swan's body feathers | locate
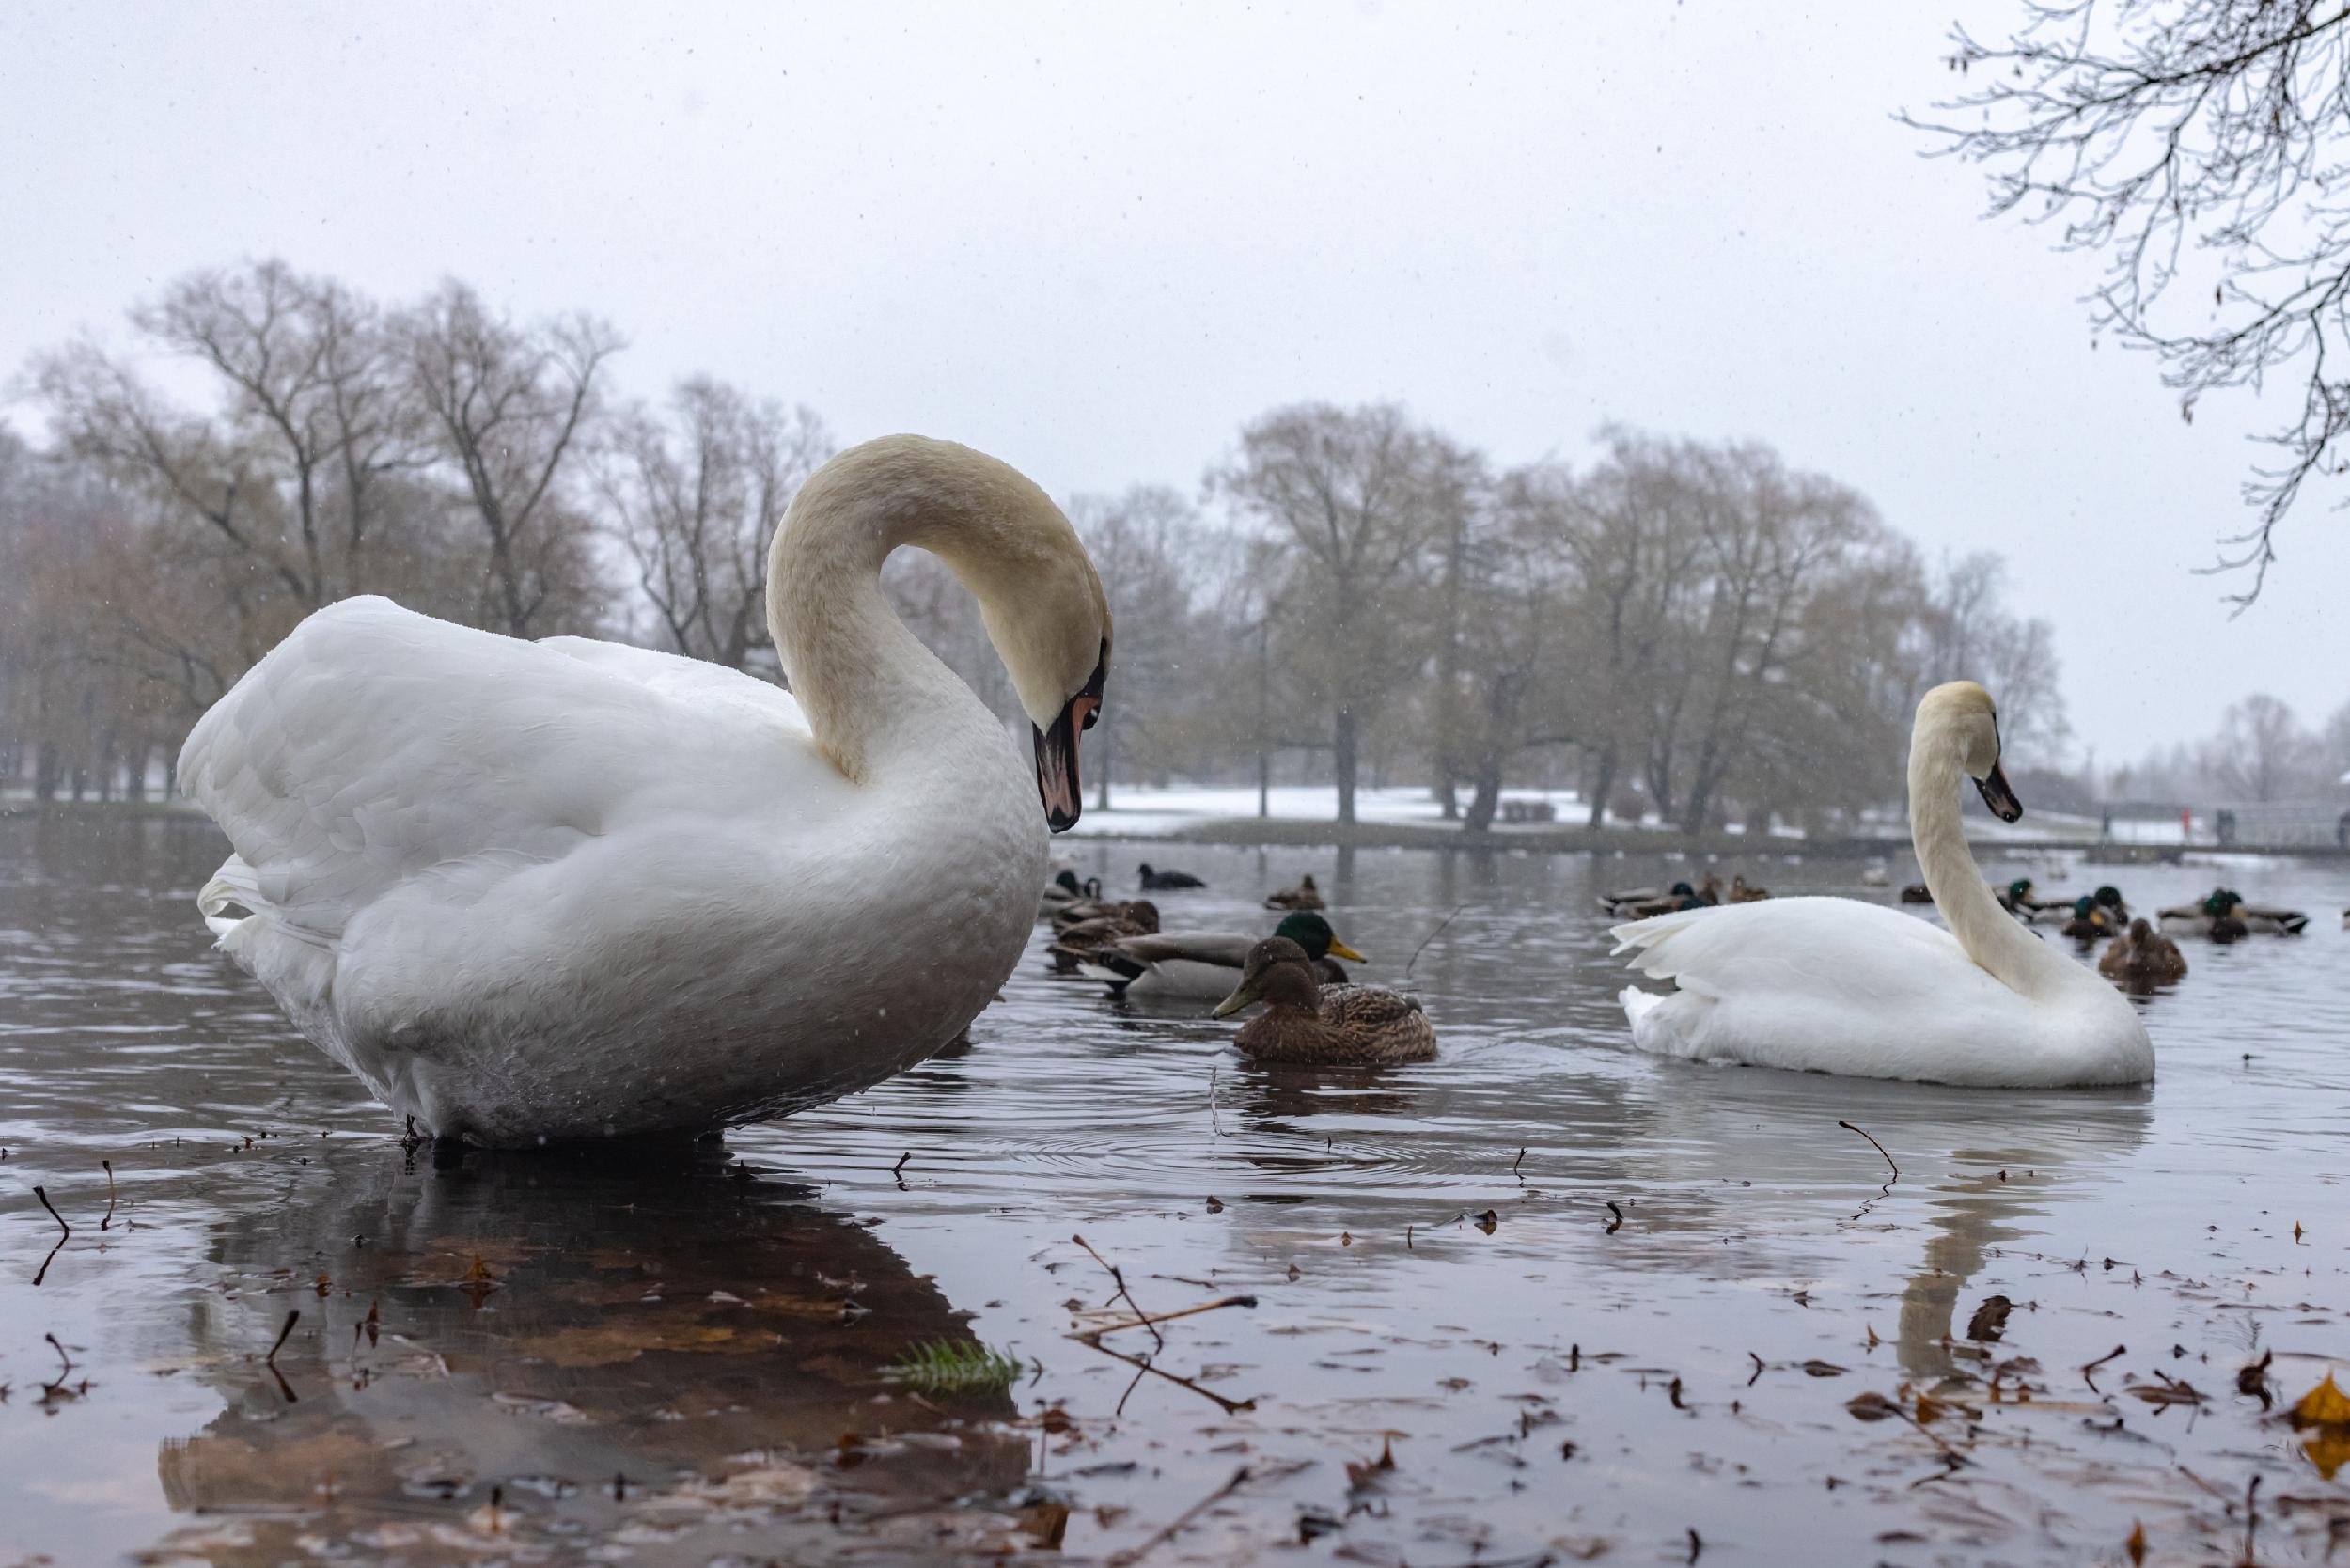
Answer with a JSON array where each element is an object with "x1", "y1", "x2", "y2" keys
[
  {"x1": 1614, "y1": 899, "x2": 2151, "y2": 1089},
  {"x1": 182, "y1": 596, "x2": 1042, "y2": 1143}
]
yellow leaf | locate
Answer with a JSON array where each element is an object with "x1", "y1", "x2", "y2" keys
[
  {"x1": 2124, "y1": 1520, "x2": 2145, "y2": 1565},
  {"x1": 2291, "y1": 1372, "x2": 2350, "y2": 1428},
  {"x1": 2306, "y1": 1428, "x2": 2350, "y2": 1481}
]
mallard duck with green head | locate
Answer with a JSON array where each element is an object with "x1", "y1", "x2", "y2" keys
[
  {"x1": 1599, "y1": 880, "x2": 1710, "y2": 919},
  {"x1": 1212, "y1": 936, "x2": 1437, "y2": 1066},
  {"x1": 1083, "y1": 911, "x2": 1366, "y2": 1001},
  {"x1": 2059, "y1": 895, "x2": 2118, "y2": 942},
  {"x1": 2157, "y1": 887, "x2": 2305, "y2": 939}
]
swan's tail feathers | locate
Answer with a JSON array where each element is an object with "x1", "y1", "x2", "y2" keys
[
  {"x1": 1619, "y1": 985, "x2": 1666, "y2": 1028},
  {"x1": 1609, "y1": 906, "x2": 1714, "y2": 973},
  {"x1": 199, "y1": 856, "x2": 265, "y2": 941}
]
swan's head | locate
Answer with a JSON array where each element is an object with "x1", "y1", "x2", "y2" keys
[
  {"x1": 1918, "y1": 680, "x2": 2021, "y2": 823},
  {"x1": 966, "y1": 488, "x2": 1109, "y2": 836},
  {"x1": 789, "y1": 435, "x2": 1113, "y2": 830}
]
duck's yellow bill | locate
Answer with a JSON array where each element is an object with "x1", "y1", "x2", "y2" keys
[{"x1": 1326, "y1": 940, "x2": 1368, "y2": 963}]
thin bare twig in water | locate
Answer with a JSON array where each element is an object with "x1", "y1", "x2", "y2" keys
[
  {"x1": 1605, "y1": 1201, "x2": 1624, "y2": 1235},
  {"x1": 892, "y1": 1152, "x2": 910, "y2": 1190},
  {"x1": 1073, "y1": 1235, "x2": 1162, "y2": 1351},
  {"x1": 1075, "y1": 1334, "x2": 1256, "y2": 1418},
  {"x1": 42, "y1": 1333, "x2": 72, "y2": 1392},
  {"x1": 1106, "y1": 1464, "x2": 1251, "y2": 1566},
  {"x1": 100, "y1": 1161, "x2": 117, "y2": 1231},
  {"x1": 32, "y1": 1185, "x2": 70, "y2": 1238},
  {"x1": 1404, "y1": 904, "x2": 1466, "y2": 980},
  {"x1": 264, "y1": 1309, "x2": 302, "y2": 1403},
  {"x1": 1113, "y1": 1358, "x2": 1151, "y2": 1419},
  {"x1": 2083, "y1": 1343, "x2": 2127, "y2": 1393},
  {"x1": 1838, "y1": 1120, "x2": 1900, "y2": 1220},
  {"x1": 1076, "y1": 1294, "x2": 1257, "y2": 1339},
  {"x1": 2241, "y1": 1472, "x2": 2261, "y2": 1568},
  {"x1": 30, "y1": 1186, "x2": 70, "y2": 1287}
]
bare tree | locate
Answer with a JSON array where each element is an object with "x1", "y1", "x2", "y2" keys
[
  {"x1": 1909, "y1": 2, "x2": 2350, "y2": 602},
  {"x1": 33, "y1": 260, "x2": 431, "y2": 614},
  {"x1": 1450, "y1": 470, "x2": 1579, "y2": 830},
  {"x1": 2205, "y1": 691, "x2": 2318, "y2": 799},
  {"x1": 1912, "y1": 551, "x2": 2071, "y2": 756},
  {"x1": 400, "y1": 281, "x2": 621, "y2": 636},
  {"x1": 1210, "y1": 403, "x2": 1477, "y2": 823},
  {"x1": 603, "y1": 379, "x2": 830, "y2": 671},
  {"x1": 1543, "y1": 432, "x2": 1710, "y2": 827}
]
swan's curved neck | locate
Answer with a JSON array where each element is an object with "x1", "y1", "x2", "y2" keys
[
  {"x1": 767, "y1": 463, "x2": 1006, "y2": 782},
  {"x1": 1909, "y1": 729, "x2": 2069, "y2": 996}
]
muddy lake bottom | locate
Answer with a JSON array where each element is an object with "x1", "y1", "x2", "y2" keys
[{"x1": 4, "y1": 818, "x2": 2350, "y2": 1566}]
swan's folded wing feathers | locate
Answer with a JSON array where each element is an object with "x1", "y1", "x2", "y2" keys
[
  {"x1": 180, "y1": 597, "x2": 828, "y2": 969},
  {"x1": 1613, "y1": 897, "x2": 2004, "y2": 1015}
]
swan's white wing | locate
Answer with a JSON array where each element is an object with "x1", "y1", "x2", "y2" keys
[
  {"x1": 537, "y1": 635, "x2": 806, "y2": 731},
  {"x1": 179, "y1": 597, "x2": 834, "y2": 1012},
  {"x1": 1610, "y1": 896, "x2": 2042, "y2": 1082}
]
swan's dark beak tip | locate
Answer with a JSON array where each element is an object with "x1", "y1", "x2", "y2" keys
[
  {"x1": 1977, "y1": 762, "x2": 2024, "y2": 823},
  {"x1": 1032, "y1": 712, "x2": 1085, "y2": 833}
]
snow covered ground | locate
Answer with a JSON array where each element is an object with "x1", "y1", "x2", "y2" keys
[
  {"x1": 1064, "y1": 784, "x2": 1601, "y2": 838},
  {"x1": 1068, "y1": 782, "x2": 2169, "y2": 844}
]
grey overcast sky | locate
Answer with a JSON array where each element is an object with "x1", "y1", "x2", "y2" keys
[{"x1": 2, "y1": 2, "x2": 2343, "y2": 766}]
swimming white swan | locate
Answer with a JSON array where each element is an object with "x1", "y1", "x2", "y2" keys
[
  {"x1": 1611, "y1": 682, "x2": 2153, "y2": 1087},
  {"x1": 180, "y1": 436, "x2": 1111, "y2": 1144}
]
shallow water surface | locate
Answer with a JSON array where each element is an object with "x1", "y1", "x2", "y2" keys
[{"x1": 4, "y1": 818, "x2": 2349, "y2": 1564}]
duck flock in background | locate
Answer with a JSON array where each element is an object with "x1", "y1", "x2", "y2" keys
[{"x1": 1038, "y1": 856, "x2": 1440, "y2": 1060}]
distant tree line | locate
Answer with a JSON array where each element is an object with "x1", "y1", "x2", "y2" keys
[
  {"x1": 5, "y1": 259, "x2": 2083, "y2": 829},
  {"x1": 2107, "y1": 694, "x2": 2350, "y2": 808}
]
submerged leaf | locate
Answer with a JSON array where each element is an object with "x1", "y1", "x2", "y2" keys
[{"x1": 1964, "y1": 1294, "x2": 2012, "y2": 1342}]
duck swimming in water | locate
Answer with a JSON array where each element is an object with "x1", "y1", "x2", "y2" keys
[
  {"x1": 1139, "y1": 862, "x2": 1207, "y2": 891},
  {"x1": 1083, "y1": 911, "x2": 1365, "y2": 1001},
  {"x1": 1212, "y1": 936, "x2": 1437, "y2": 1066},
  {"x1": 1265, "y1": 874, "x2": 1326, "y2": 912},
  {"x1": 2059, "y1": 895, "x2": 2119, "y2": 943},
  {"x1": 1599, "y1": 881, "x2": 1709, "y2": 919},
  {"x1": 2099, "y1": 917, "x2": 2187, "y2": 988}
]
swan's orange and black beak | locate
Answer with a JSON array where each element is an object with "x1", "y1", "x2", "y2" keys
[
  {"x1": 1032, "y1": 641, "x2": 1108, "y2": 832},
  {"x1": 1976, "y1": 761, "x2": 2023, "y2": 823}
]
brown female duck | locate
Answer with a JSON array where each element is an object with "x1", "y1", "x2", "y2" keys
[{"x1": 1211, "y1": 936, "x2": 1436, "y2": 1066}]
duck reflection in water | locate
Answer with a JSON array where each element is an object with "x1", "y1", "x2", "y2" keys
[{"x1": 151, "y1": 1142, "x2": 1029, "y2": 1566}]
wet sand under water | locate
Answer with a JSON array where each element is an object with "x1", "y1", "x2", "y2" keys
[{"x1": 3, "y1": 817, "x2": 2349, "y2": 1565}]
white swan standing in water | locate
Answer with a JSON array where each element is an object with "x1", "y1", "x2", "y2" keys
[
  {"x1": 180, "y1": 436, "x2": 1111, "y2": 1144},
  {"x1": 1612, "y1": 682, "x2": 2153, "y2": 1087}
]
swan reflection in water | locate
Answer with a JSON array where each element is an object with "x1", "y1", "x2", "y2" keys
[
  {"x1": 149, "y1": 1144, "x2": 1030, "y2": 1567},
  {"x1": 1618, "y1": 1064, "x2": 2154, "y2": 1379}
]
